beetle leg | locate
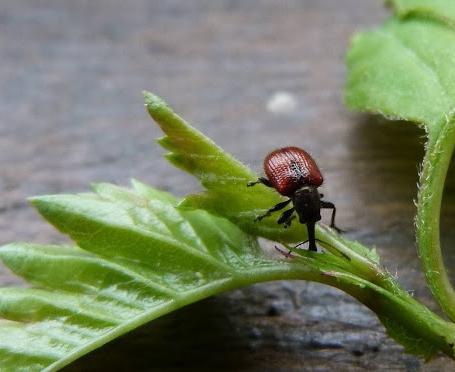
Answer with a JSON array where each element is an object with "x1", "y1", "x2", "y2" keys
[
  {"x1": 306, "y1": 221, "x2": 317, "y2": 251},
  {"x1": 293, "y1": 239, "x2": 308, "y2": 249},
  {"x1": 276, "y1": 226, "x2": 317, "y2": 252},
  {"x1": 277, "y1": 208, "x2": 295, "y2": 228},
  {"x1": 255, "y1": 199, "x2": 291, "y2": 222},
  {"x1": 291, "y1": 223, "x2": 317, "y2": 251},
  {"x1": 284, "y1": 215, "x2": 296, "y2": 228},
  {"x1": 320, "y1": 200, "x2": 344, "y2": 233},
  {"x1": 247, "y1": 177, "x2": 273, "y2": 188}
]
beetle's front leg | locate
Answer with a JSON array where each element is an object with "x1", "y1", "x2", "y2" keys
[
  {"x1": 277, "y1": 208, "x2": 295, "y2": 228},
  {"x1": 255, "y1": 199, "x2": 292, "y2": 222}
]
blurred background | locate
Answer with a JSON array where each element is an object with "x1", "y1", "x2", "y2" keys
[{"x1": 1, "y1": 0, "x2": 454, "y2": 370}]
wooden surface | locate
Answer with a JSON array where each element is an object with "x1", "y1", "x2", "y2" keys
[{"x1": 1, "y1": 0, "x2": 455, "y2": 370}]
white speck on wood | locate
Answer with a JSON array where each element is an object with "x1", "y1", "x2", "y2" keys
[{"x1": 266, "y1": 92, "x2": 298, "y2": 114}]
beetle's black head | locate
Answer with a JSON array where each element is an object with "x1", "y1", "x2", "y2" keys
[{"x1": 291, "y1": 186, "x2": 321, "y2": 224}]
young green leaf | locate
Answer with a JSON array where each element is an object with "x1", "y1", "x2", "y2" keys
[
  {"x1": 346, "y1": 4, "x2": 455, "y2": 320},
  {"x1": 144, "y1": 92, "x2": 307, "y2": 243},
  {"x1": 145, "y1": 92, "x2": 385, "y2": 270}
]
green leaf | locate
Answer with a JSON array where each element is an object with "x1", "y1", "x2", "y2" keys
[
  {"x1": 145, "y1": 92, "x2": 385, "y2": 269},
  {"x1": 144, "y1": 92, "x2": 307, "y2": 243},
  {"x1": 0, "y1": 182, "x2": 306, "y2": 370},
  {"x1": 346, "y1": 6, "x2": 455, "y2": 320},
  {"x1": 1, "y1": 181, "x2": 452, "y2": 367},
  {"x1": 346, "y1": 18, "x2": 455, "y2": 132},
  {"x1": 25, "y1": 178, "x2": 436, "y2": 367}
]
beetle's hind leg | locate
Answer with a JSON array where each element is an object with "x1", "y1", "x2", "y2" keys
[
  {"x1": 247, "y1": 177, "x2": 273, "y2": 188},
  {"x1": 255, "y1": 199, "x2": 291, "y2": 222},
  {"x1": 277, "y1": 208, "x2": 295, "y2": 228},
  {"x1": 320, "y1": 200, "x2": 344, "y2": 233}
]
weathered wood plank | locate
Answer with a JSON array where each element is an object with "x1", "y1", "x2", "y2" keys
[{"x1": 1, "y1": 0, "x2": 454, "y2": 370}]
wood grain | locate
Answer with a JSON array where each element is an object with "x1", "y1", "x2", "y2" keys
[{"x1": 1, "y1": 0, "x2": 454, "y2": 370}]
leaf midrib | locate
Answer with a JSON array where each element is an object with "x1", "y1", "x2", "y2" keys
[{"x1": 42, "y1": 276, "x2": 239, "y2": 371}]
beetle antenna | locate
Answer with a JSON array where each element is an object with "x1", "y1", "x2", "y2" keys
[{"x1": 274, "y1": 245, "x2": 295, "y2": 258}]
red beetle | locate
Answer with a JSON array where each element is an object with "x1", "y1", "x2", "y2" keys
[{"x1": 248, "y1": 146, "x2": 341, "y2": 251}]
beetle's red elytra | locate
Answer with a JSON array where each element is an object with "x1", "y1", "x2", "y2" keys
[
  {"x1": 264, "y1": 147, "x2": 323, "y2": 196},
  {"x1": 248, "y1": 146, "x2": 342, "y2": 252}
]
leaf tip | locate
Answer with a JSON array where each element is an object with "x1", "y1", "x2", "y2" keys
[
  {"x1": 156, "y1": 136, "x2": 175, "y2": 151},
  {"x1": 164, "y1": 152, "x2": 187, "y2": 169},
  {"x1": 144, "y1": 91, "x2": 168, "y2": 115},
  {"x1": 178, "y1": 196, "x2": 200, "y2": 209},
  {"x1": 27, "y1": 195, "x2": 44, "y2": 208}
]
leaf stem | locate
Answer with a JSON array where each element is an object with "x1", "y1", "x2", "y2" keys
[
  {"x1": 235, "y1": 264, "x2": 455, "y2": 359},
  {"x1": 417, "y1": 119, "x2": 455, "y2": 321}
]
